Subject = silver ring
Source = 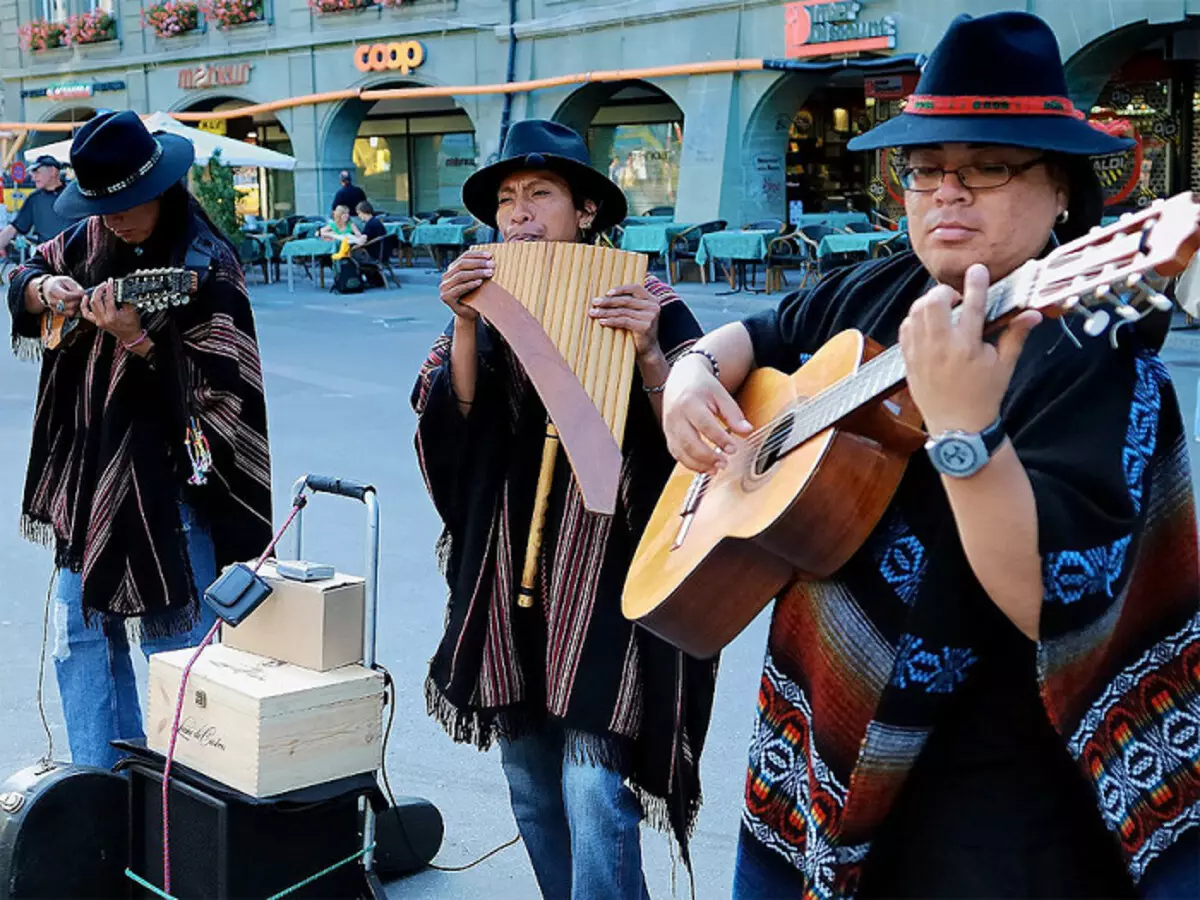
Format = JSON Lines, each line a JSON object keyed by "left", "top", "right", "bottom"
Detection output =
{"left": 55, "top": 300, "right": 65, "bottom": 313}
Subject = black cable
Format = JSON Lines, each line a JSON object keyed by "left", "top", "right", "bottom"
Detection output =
{"left": 373, "top": 664, "right": 520, "bottom": 873}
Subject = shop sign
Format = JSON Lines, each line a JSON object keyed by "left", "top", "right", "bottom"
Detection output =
{"left": 10, "top": 162, "right": 26, "bottom": 183}
{"left": 864, "top": 73, "right": 917, "bottom": 99}
{"left": 785, "top": 0, "right": 897, "bottom": 59}
{"left": 198, "top": 119, "right": 228, "bottom": 135}
{"left": 179, "top": 63, "right": 253, "bottom": 90}
{"left": 354, "top": 40, "right": 425, "bottom": 75}
{"left": 20, "top": 79, "right": 125, "bottom": 100}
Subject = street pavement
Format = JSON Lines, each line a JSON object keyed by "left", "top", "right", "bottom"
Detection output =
{"left": 1, "top": 261, "right": 1199, "bottom": 899}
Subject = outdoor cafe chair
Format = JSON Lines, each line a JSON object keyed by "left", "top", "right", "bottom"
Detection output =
{"left": 667, "top": 219, "right": 727, "bottom": 284}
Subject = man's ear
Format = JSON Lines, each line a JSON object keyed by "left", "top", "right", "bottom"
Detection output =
{"left": 579, "top": 199, "right": 598, "bottom": 229}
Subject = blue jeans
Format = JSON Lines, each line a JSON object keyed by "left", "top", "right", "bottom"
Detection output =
{"left": 52, "top": 503, "right": 218, "bottom": 769}
{"left": 500, "top": 728, "right": 650, "bottom": 900}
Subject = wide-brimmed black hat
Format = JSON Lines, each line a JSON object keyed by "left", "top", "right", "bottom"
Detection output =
{"left": 462, "top": 120, "right": 627, "bottom": 232}
{"left": 55, "top": 110, "right": 195, "bottom": 218}
{"left": 847, "top": 12, "right": 1132, "bottom": 157}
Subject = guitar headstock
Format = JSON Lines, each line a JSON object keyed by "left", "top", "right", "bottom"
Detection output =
{"left": 115, "top": 268, "right": 199, "bottom": 313}
{"left": 1018, "top": 192, "right": 1200, "bottom": 334}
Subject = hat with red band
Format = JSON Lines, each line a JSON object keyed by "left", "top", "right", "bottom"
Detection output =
{"left": 847, "top": 12, "right": 1132, "bottom": 157}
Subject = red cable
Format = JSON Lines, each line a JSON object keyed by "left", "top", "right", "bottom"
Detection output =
{"left": 161, "top": 500, "right": 306, "bottom": 893}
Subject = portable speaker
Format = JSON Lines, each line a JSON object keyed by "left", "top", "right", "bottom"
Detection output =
{"left": 126, "top": 761, "right": 367, "bottom": 899}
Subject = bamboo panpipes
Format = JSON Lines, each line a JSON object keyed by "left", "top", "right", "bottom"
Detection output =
{"left": 472, "top": 241, "right": 648, "bottom": 608}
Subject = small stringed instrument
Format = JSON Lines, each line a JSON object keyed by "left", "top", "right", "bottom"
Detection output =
{"left": 41, "top": 268, "right": 198, "bottom": 351}
{"left": 623, "top": 192, "right": 1200, "bottom": 659}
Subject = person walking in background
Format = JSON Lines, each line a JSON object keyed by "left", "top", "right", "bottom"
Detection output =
{"left": 7, "top": 111, "right": 272, "bottom": 770}
{"left": 0, "top": 155, "right": 80, "bottom": 257}
{"left": 332, "top": 169, "right": 367, "bottom": 214}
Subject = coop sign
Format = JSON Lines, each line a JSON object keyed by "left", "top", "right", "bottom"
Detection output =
{"left": 179, "top": 63, "right": 253, "bottom": 90}
{"left": 354, "top": 40, "right": 425, "bottom": 75}
{"left": 785, "top": 0, "right": 897, "bottom": 59}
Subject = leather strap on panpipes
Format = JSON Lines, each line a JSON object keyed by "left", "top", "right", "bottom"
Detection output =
{"left": 468, "top": 280, "right": 621, "bottom": 515}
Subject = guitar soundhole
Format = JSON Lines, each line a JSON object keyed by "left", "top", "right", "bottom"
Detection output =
{"left": 752, "top": 414, "right": 795, "bottom": 477}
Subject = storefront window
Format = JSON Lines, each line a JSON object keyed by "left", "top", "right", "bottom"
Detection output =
{"left": 589, "top": 123, "right": 681, "bottom": 216}
{"left": 354, "top": 135, "right": 409, "bottom": 214}
{"left": 353, "top": 111, "right": 475, "bottom": 217}
{"left": 412, "top": 132, "right": 476, "bottom": 217}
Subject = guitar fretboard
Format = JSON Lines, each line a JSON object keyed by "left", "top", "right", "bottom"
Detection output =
{"left": 761, "top": 261, "right": 1033, "bottom": 461}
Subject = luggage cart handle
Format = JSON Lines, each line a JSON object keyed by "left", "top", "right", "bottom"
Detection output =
{"left": 298, "top": 474, "right": 375, "bottom": 503}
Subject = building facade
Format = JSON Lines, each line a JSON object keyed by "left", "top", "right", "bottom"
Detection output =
{"left": 2, "top": 0, "right": 1199, "bottom": 224}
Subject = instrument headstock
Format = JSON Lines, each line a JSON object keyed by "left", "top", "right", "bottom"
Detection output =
{"left": 115, "top": 268, "right": 199, "bottom": 312}
{"left": 1009, "top": 192, "right": 1200, "bottom": 336}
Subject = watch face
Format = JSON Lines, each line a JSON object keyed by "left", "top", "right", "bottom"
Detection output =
{"left": 933, "top": 436, "right": 981, "bottom": 475}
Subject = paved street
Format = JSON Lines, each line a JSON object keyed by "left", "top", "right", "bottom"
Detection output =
{"left": 2, "top": 263, "right": 1200, "bottom": 899}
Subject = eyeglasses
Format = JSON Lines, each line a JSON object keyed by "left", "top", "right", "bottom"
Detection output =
{"left": 899, "top": 157, "right": 1047, "bottom": 192}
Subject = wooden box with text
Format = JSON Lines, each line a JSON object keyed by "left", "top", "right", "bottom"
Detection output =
{"left": 147, "top": 644, "right": 384, "bottom": 797}
{"left": 221, "top": 561, "right": 365, "bottom": 672}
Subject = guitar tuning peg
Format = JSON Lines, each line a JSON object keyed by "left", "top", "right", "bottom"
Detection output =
{"left": 1147, "top": 291, "right": 1174, "bottom": 313}
{"left": 1115, "top": 304, "right": 1143, "bottom": 322}
{"left": 1081, "top": 308, "right": 1111, "bottom": 337}
{"left": 1125, "top": 273, "right": 1144, "bottom": 290}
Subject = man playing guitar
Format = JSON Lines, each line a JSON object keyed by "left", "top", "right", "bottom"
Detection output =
{"left": 662, "top": 12, "right": 1199, "bottom": 898}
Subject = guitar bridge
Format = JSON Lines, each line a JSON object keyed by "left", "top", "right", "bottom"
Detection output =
{"left": 671, "top": 473, "right": 711, "bottom": 550}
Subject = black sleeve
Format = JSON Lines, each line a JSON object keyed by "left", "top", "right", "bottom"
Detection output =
{"left": 7, "top": 245, "right": 55, "bottom": 344}
{"left": 1001, "top": 321, "right": 1163, "bottom": 640}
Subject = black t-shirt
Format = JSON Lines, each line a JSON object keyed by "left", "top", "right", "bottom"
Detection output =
{"left": 361, "top": 215, "right": 386, "bottom": 258}
{"left": 332, "top": 184, "right": 367, "bottom": 213}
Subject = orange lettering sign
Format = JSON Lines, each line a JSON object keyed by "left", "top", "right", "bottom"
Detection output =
{"left": 354, "top": 40, "right": 425, "bottom": 75}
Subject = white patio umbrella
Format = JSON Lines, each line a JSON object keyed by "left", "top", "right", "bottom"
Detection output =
{"left": 27, "top": 111, "right": 296, "bottom": 170}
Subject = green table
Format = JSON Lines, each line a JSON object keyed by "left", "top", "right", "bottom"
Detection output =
{"left": 280, "top": 238, "right": 338, "bottom": 292}
{"left": 794, "top": 212, "right": 871, "bottom": 230}
{"left": 619, "top": 223, "right": 693, "bottom": 256}
{"left": 817, "top": 231, "right": 895, "bottom": 258}
{"left": 292, "top": 221, "right": 323, "bottom": 239}
{"left": 411, "top": 223, "right": 473, "bottom": 269}
{"left": 696, "top": 230, "right": 775, "bottom": 294}
{"left": 622, "top": 215, "right": 674, "bottom": 227}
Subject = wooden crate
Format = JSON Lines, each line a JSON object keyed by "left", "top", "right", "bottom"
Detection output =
{"left": 147, "top": 644, "right": 384, "bottom": 798}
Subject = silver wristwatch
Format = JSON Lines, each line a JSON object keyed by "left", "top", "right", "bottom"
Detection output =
{"left": 924, "top": 417, "right": 1006, "bottom": 478}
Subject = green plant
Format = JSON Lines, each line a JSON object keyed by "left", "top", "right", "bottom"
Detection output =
{"left": 192, "top": 150, "right": 242, "bottom": 243}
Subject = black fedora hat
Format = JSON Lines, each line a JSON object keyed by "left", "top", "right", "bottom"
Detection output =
{"left": 55, "top": 110, "right": 195, "bottom": 219}
{"left": 462, "top": 120, "right": 627, "bottom": 232}
{"left": 848, "top": 12, "right": 1132, "bottom": 157}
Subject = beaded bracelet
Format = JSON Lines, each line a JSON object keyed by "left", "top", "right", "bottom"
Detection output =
{"left": 681, "top": 347, "right": 720, "bottom": 381}
{"left": 122, "top": 329, "right": 149, "bottom": 351}
{"left": 36, "top": 277, "right": 51, "bottom": 310}
{"left": 642, "top": 380, "right": 667, "bottom": 394}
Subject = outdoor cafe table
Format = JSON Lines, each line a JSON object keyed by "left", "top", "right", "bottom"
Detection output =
{"left": 816, "top": 231, "right": 895, "bottom": 259}
{"left": 280, "top": 238, "right": 338, "bottom": 292}
{"left": 695, "top": 229, "right": 774, "bottom": 293}
{"left": 794, "top": 211, "right": 871, "bottom": 230}
{"left": 621, "top": 215, "right": 674, "bottom": 227}
{"left": 619, "top": 222, "right": 694, "bottom": 256}
{"left": 411, "top": 223, "right": 472, "bottom": 269}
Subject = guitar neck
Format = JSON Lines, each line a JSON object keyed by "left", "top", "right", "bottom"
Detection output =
{"left": 773, "top": 261, "right": 1034, "bottom": 457}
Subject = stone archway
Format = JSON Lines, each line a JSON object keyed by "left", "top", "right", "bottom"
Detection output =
{"left": 321, "top": 80, "right": 477, "bottom": 217}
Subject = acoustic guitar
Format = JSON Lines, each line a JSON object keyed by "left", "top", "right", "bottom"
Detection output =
{"left": 623, "top": 192, "right": 1200, "bottom": 659}
{"left": 40, "top": 268, "right": 198, "bottom": 351}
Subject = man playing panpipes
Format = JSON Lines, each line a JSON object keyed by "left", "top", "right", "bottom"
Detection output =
{"left": 411, "top": 120, "right": 718, "bottom": 898}
{"left": 663, "top": 12, "right": 1199, "bottom": 898}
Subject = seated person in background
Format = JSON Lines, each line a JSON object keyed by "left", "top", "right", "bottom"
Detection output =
{"left": 356, "top": 201, "right": 387, "bottom": 261}
{"left": 319, "top": 204, "right": 365, "bottom": 247}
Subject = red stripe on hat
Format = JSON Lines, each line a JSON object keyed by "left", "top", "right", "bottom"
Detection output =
{"left": 906, "top": 95, "right": 1086, "bottom": 120}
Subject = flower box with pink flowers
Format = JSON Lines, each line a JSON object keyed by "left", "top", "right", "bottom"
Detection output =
{"left": 65, "top": 9, "right": 117, "bottom": 46}
{"left": 18, "top": 19, "right": 68, "bottom": 51}
{"left": 201, "top": 0, "right": 263, "bottom": 29}
{"left": 142, "top": 0, "right": 201, "bottom": 38}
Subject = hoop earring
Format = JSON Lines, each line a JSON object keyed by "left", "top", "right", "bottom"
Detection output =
{"left": 1056, "top": 209, "right": 1069, "bottom": 225}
